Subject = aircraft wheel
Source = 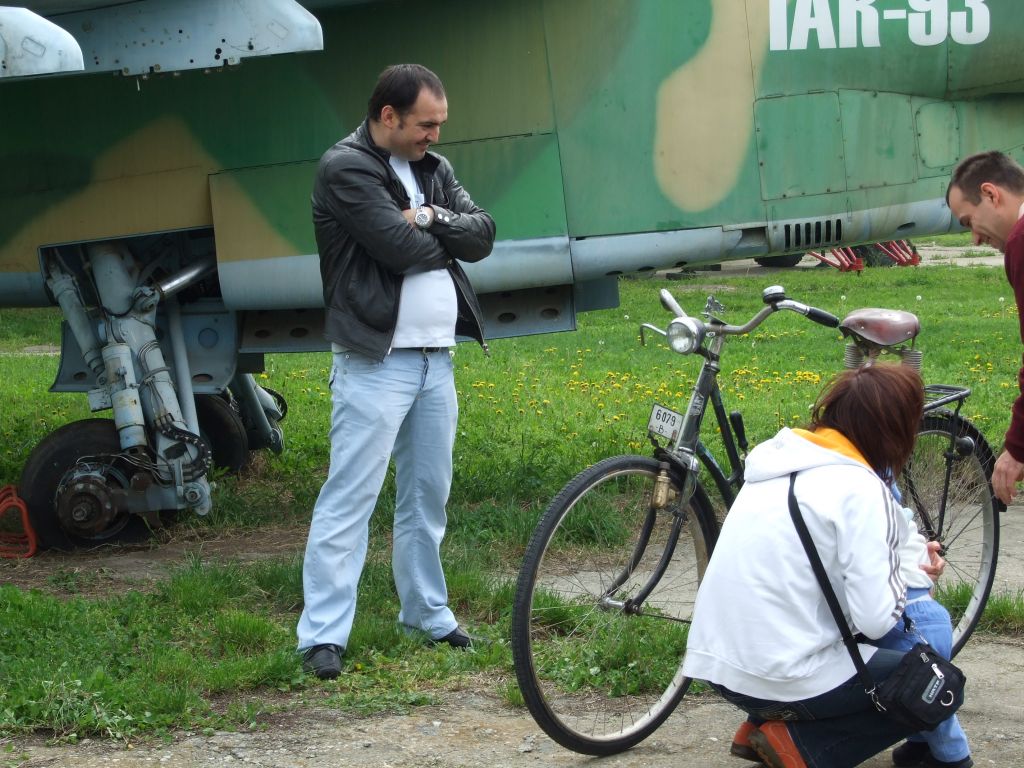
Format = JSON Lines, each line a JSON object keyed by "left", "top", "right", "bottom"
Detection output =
{"left": 196, "top": 394, "right": 250, "bottom": 474}
{"left": 856, "top": 244, "right": 897, "bottom": 267}
{"left": 20, "top": 419, "right": 151, "bottom": 550}
{"left": 754, "top": 253, "right": 804, "bottom": 268}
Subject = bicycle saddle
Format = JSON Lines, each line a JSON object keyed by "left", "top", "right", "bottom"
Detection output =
{"left": 840, "top": 308, "right": 920, "bottom": 347}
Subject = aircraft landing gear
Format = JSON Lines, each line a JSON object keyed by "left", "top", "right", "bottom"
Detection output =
{"left": 25, "top": 237, "right": 291, "bottom": 550}
{"left": 20, "top": 419, "right": 151, "bottom": 549}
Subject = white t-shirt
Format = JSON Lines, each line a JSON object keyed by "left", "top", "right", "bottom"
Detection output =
{"left": 388, "top": 155, "right": 457, "bottom": 349}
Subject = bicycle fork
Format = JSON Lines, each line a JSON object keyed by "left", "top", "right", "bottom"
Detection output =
{"left": 598, "top": 462, "right": 696, "bottom": 620}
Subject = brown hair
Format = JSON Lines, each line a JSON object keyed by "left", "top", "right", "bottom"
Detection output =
{"left": 810, "top": 365, "right": 924, "bottom": 478}
{"left": 947, "top": 150, "right": 1024, "bottom": 205}
{"left": 367, "top": 64, "right": 445, "bottom": 122}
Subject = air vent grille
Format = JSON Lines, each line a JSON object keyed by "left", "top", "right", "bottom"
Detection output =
{"left": 784, "top": 219, "right": 842, "bottom": 250}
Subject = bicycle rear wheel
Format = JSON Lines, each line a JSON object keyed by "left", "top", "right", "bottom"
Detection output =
{"left": 511, "top": 455, "right": 718, "bottom": 755}
{"left": 901, "top": 413, "right": 999, "bottom": 656}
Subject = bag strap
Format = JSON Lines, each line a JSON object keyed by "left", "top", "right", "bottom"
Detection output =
{"left": 786, "top": 472, "right": 879, "bottom": 698}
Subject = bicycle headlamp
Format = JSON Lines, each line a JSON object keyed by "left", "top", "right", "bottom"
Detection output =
{"left": 667, "top": 316, "right": 704, "bottom": 354}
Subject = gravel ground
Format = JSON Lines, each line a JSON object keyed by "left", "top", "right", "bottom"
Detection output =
{"left": 8, "top": 634, "right": 1024, "bottom": 767}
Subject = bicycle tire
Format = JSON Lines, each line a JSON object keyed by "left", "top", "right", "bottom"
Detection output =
{"left": 511, "top": 455, "right": 718, "bottom": 755}
{"left": 901, "top": 412, "right": 999, "bottom": 656}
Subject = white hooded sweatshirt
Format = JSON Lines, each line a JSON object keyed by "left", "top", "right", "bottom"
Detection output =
{"left": 681, "top": 427, "right": 910, "bottom": 702}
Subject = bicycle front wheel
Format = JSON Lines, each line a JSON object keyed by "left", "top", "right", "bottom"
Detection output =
{"left": 511, "top": 455, "right": 718, "bottom": 755}
{"left": 901, "top": 413, "right": 999, "bottom": 656}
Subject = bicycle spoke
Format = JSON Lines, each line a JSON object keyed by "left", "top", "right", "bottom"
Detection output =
{"left": 903, "top": 415, "right": 999, "bottom": 656}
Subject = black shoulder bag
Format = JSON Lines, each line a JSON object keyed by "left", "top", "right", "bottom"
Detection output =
{"left": 786, "top": 473, "right": 965, "bottom": 732}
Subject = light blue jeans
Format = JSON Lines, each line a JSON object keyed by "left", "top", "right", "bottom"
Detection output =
{"left": 875, "top": 589, "right": 971, "bottom": 763}
{"left": 296, "top": 348, "right": 459, "bottom": 651}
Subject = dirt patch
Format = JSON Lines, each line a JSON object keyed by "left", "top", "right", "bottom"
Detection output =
{"left": 6, "top": 508, "right": 1022, "bottom": 602}
{"left": 915, "top": 245, "right": 1003, "bottom": 267}
{"left": 0, "top": 524, "right": 308, "bottom": 597}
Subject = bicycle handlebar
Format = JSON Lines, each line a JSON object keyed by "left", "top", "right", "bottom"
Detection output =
{"left": 711, "top": 299, "right": 838, "bottom": 336}
{"left": 777, "top": 300, "right": 840, "bottom": 328}
{"left": 648, "top": 287, "right": 839, "bottom": 351}
{"left": 658, "top": 289, "right": 687, "bottom": 318}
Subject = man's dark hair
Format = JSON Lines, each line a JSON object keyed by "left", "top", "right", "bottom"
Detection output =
{"left": 947, "top": 150, "right": 1024, "bottom": 205}
{"left": 810, "top": 364, "right": 924, "bottom": 478}
{"left": 367, "top": 64, "right": 445, "bottom": 122}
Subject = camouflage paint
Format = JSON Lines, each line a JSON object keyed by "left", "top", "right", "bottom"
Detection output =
{"left": 3, "top": 0, "right": 1024, "bottom": 289}
{"left": 655, "top": 0, "right": 766, "bottom": 214}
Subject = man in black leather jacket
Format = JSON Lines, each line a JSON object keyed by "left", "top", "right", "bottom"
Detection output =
{"left": 297, "top": 64, "right": 495, "bottom": 679}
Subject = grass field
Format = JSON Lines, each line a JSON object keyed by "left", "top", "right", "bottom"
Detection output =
{"left": 2, "top": 263, "right": 1022, "bottom": 741}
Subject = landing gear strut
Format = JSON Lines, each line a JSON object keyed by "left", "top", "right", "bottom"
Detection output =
{"left": 21, "top": 237, "right": 287, "bottom": 549}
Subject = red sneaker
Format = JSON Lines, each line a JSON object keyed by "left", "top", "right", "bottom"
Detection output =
{"left": 749, "top": 721, "right": 808, "bottom": 768}
{"left": 730, "top": 721, "right": 762, "bottom": 762}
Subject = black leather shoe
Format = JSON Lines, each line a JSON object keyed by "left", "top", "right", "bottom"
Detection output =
{"left": 893, "top": 741, "right": 973, "bottom": 768}
{"left": 301, "top": 643, "right": 344, "bottom": 679}
{"left": 893, "top": 742, "right": 930, "bottom": 766}
{"left": 430, "top": 626, "right": 474, "bottom": 649}
{"left": 922, "top": 756, "right": 973, "bottom": 768}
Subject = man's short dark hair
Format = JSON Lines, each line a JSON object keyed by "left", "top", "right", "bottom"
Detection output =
{"left": 810, "top": 364, "right": 924, "bottom": 479}
{"left": 947, "top": 150, "right": 1024, "bottom": 205}
{"left": 367, "top": 64, "right": 445, "bottom": 122}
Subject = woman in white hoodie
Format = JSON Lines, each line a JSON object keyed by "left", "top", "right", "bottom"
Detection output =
{"left": 682, "top": 364, "right": 946, "bottom": 768}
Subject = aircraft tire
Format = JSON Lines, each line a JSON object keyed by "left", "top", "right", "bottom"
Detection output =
{"left": 19, "top": 418, "right": 151, "bottom": 550}
{"left": 196, "top": 394, "right": 250, "bottom": 474}
{"left": 754, "top": 253, "right": 804, "bottom": 268}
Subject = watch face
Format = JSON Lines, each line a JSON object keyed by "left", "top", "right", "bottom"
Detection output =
{"left": 415, "top": 209, "right": 430, "bottom": 227}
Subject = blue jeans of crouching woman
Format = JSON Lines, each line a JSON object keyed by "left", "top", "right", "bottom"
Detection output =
{"left": 713, "top": 647, "right": 919, "bottom": 768}
{"left": 296, "top": 348, "right": 459, "bottom": 652}
{"left": 874, "top": 590, "right": 971, "bottom": 763}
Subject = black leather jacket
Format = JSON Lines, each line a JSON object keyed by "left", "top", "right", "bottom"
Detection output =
{"left": 312, "top": 120, "right": 495, "bottom": 361}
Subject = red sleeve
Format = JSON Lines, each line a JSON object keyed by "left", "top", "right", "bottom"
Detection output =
{"left": 1003, "top": 217, "right": 1024, "bottom": 462}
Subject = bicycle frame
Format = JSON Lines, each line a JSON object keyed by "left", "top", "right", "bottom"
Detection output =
{"left": 645, "top": 301, "right": 791, "bottom": 506}
{"left": 624, "top": 289, "right": 839, "bottom": 614}
{"left": 652, "top": 345, "right": 741, "bottom": 508}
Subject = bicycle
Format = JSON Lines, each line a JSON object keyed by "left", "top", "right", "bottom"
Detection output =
{"left": 509, "top": 285, "right": 1000, "bottom": 756}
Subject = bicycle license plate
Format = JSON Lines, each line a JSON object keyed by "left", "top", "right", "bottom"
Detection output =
{"left": 648, "top": 403, "right": 682, "bottom": 441}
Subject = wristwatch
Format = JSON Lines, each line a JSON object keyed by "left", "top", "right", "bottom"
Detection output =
{"left": 414, "top": 206, "right": 432, "bottom": 229}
